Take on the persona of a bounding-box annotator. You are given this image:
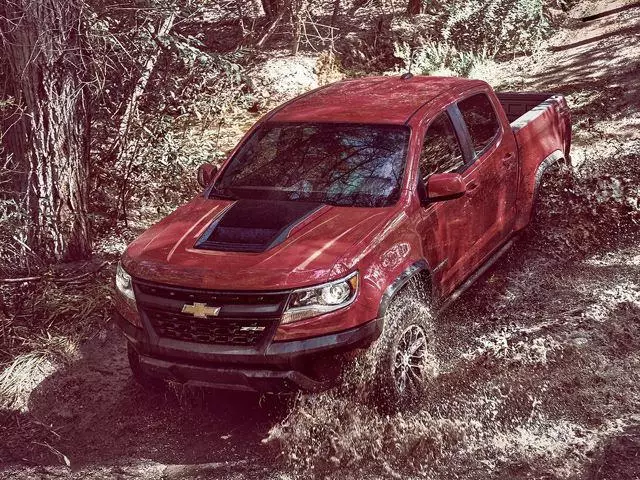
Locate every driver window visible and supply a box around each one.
[419,112,464,180]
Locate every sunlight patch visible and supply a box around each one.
[583,281,640,322]
[488,417,630,478]
[0,353,58,412]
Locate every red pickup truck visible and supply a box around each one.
[114,75,571,407]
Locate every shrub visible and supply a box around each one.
[394,40,492,76]
[0,200,42,277]
[392,0,551,76]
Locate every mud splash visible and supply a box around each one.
[530,148,640,260]
[264,154,640,479]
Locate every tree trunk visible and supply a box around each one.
[261,0,281,20]
[407,0,425,14]
[1,0,92,261]
[331,0,341,26]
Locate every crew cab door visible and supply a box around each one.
[416,109,478,295]
[453,91,518,267]
[417,91,519,297]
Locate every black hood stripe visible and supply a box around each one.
[194,200,323,253]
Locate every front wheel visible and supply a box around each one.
[375,294,438,410]
[390,323,432,398]
[344,290,438,411]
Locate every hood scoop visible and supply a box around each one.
[194,199,322,253]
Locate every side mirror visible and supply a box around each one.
[422,173,466,204]
[196,163,218,188]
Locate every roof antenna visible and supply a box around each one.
[401,46,414,80]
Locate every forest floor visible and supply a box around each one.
[1,2,639,479]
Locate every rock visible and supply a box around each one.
[54,406,75,420]
[250,56,319,102]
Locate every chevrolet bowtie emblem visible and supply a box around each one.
[181,302,221,318]
[240,326,266,332]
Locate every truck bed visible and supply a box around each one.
[495,92,558,125]
[497,91,571,232]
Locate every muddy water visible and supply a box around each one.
[264,160,640,479]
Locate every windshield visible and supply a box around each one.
[211,122,410,207]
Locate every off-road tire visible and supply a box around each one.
[369,292,438,411]
[127,342,166,391]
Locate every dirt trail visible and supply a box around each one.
[1,4,639,479]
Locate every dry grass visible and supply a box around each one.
[0,266,114,410]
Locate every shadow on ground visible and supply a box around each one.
[0,327,288,476]
[502,6,640,129]
[586,424,640,479]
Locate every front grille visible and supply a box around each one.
[135,282,287,307]
[146,308,272,346]
[134,280,289,347]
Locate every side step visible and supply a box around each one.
[437,237,516,313]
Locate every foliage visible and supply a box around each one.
[392,0,551,76]
[0,200,40,277]
[84,3,255,228]
[394,40,492,76]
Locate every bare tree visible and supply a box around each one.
[112,11,177,164]
[291,0,310,55]
[1,0,92,260]
[256,0,311,54]
[109,10,177,226]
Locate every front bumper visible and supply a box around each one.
[115,311,382,393]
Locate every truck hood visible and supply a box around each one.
[122,197,396,290]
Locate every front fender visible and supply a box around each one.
[377,259,430,318]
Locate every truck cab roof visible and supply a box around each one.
[270,75,485,125]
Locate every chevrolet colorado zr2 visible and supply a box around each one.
[114,74,571,408]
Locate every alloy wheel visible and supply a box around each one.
[393,324,429,395]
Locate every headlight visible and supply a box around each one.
[115,262,136,302]
[282,272,359,324]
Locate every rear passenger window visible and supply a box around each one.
[458,94,500,154]
[419,112,464,180]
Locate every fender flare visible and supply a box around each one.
[377,259,431,319]
[532,149,567,202]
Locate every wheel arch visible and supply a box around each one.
[377,259,432,319]
[515,149,569,231]
[532,149,569,201]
